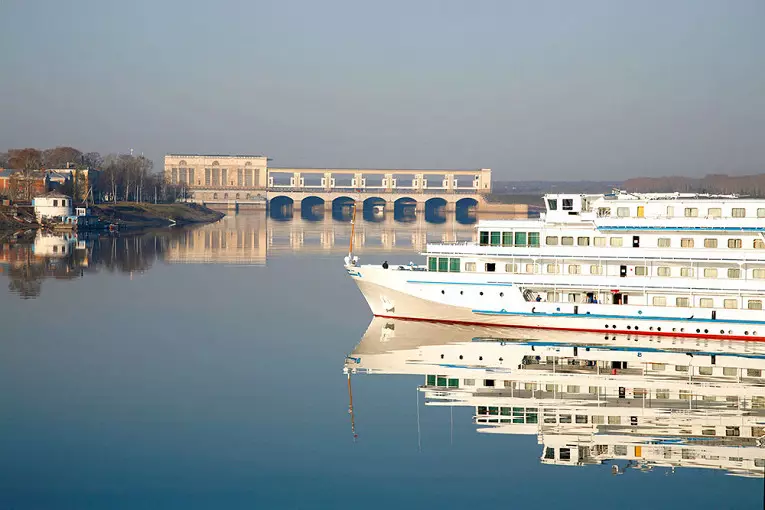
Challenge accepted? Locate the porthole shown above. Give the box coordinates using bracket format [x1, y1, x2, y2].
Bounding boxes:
[729, 330, 733, 334]
[459, 355, 463, 360]
[672, 328, 676, 332]
[681, 328, 685, 332]
[498, 357, 503, 362]
[460, 290, 464, 295]
[612, 325, 617, 329]
[634, 326, 639, 331]
[696, 329, 700, 333]
[441, 290, 445, 294]
[755, 331, 758, 335]
[649, 327, 653, 331]
[480, 291, 484, 296]
[627, 326, 631, 330]
[745, 331, 750, 335]
[704, 329, 708, 334]
[720, 330, 725, 335]
[604, 335, 610, 340]
[499, 292, 504, 297]
[479, 356, 483, 361]
[657, 327, 661, 332]
[605, 324, 609, 329]
[440, 354, 444, 359]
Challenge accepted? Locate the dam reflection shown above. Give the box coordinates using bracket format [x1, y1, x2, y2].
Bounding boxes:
[345, 318, 765, 478]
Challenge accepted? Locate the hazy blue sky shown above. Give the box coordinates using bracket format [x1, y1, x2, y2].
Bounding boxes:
[1, 0, 763, 179]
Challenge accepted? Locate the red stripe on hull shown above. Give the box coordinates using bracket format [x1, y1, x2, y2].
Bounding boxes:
[373, 314, 765, 343]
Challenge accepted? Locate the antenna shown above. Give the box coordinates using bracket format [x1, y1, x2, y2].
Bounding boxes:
[348, 201, 357, 259]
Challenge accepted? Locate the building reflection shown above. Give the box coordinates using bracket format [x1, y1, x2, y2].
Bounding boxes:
[345, 318, 765, 478]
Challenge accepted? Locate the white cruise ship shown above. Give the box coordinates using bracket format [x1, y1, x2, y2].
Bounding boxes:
[346, 190, 765, 341]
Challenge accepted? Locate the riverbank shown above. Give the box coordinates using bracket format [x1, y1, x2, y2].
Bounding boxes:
[91, 203, 224, 229]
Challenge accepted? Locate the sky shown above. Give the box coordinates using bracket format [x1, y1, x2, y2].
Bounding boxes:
[0, 0, 763, 180]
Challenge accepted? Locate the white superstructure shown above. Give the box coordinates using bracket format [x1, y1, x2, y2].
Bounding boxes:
[346, 190, 765, 340]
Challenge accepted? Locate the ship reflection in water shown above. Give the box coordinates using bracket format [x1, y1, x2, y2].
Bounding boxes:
[345, 318, 765, 478]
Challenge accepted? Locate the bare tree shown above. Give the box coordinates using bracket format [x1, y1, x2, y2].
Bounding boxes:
[42, 146, 82, 168]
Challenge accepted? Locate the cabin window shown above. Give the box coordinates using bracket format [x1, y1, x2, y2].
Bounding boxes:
[680, 238, 694, 248]
[490, 232, 501, 246]
[465, 262, 476, 272]
[656, 389, 669, 399]
[593, 237, 606, 247]
[528, 232, 540, 247]
[755, 240, 765, 249]
[568, 264, 581, 275]
[704, 238, 718, 248]
[617, 207, 629, 217]
[53, 199, 58, 207]
[597, 207, 610, 217]
[505, 263, 518, 273]
[547, 199, 558, 210]
[546, 236, 558, 245]
[680, 267, 694, 277]
[676, 297, 690, 307]
[653, 296, 667, 306]
[562, 199, 573, 211]
[427, 375, 436, 386]
[514, 232, 527, 246]
[699, 298, 714, 308]
[485, 263, 496, 272]
[685, 207, 698, 217]
[438, 258, 449, 272]
[561, 236, 574, 246]
[502, 232, 512, 246]
[726, 426, 740, 437]
[608, 416, 621, 425]
[749, 300, 763, 310]
[698, 366, 714, 376]
[428, 257, 437, 271]
[707, 208, 721, 218]
[676, 365, 689, 373]
[723, 367, 737, 376]
[748, 369, 762, 377]
[577, 237, 589, 246]
[635, 266, 648, 276]
[724, 299, 738, 309]
[657, 266, 670, 276]
[479, 231, 489, 245]
[546, 292, 557, 301]
[753, 269, 765, 279]
[732, 208, 746, 218]
[666, 206, 674, 216]
[610, 237, 623, 247]
[589, 265, 603, 275]
[546, 264, 560, 274]
[703, 268, 718, 278]
[657, 238, 671, 247]
[591, 415, 604, 424]
[464, 379, 475, 386]
[449, 258, 461, 272]
[728, 268, 741, 278]
[525, 263, 538, 273]
[728, 238, 742, 249]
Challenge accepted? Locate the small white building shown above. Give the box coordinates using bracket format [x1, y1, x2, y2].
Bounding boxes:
[33, 191, 73, 221]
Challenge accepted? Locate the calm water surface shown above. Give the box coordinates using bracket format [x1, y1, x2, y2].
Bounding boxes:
[1, 212, 762, 509]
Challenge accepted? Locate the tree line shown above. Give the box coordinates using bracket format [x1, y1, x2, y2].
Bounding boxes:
[1, 146, 183, 203]
[622, 173, 765, 197]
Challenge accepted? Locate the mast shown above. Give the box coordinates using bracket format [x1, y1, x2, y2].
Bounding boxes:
[347, 370, 358, 442]
[348, 201, 357, 260]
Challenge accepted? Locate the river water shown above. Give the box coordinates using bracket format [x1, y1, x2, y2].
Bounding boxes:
[1, 211, 762, 509]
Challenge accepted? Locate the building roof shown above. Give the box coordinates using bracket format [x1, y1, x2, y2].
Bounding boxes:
[165, 153, 267, 159]
[35, 191, 70, 199]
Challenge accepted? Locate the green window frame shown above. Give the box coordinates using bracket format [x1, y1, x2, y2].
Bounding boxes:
[490, 232, 501, 246]
[500, 407, 512, 416]
[448, 378, 459, 388]
[502, 232, 513, 246]
[479, 231, 489, 246]
[528, 232, 540, 247]
[427, 375, 436, 386]
[514, 232, 527, 246]
[437, 376, 447, 387]
[488, 406, 500, 416]
[428, 257, 437, 272]
[449, 258, 460, 272]
[438, 257, 449, 272]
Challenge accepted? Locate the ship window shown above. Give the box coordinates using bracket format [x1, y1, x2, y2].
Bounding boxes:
[485, 263, 496, 272]
[610, 237, 623, 247]
[464, 378, 475, 386]
[547, 199, 558, 211]
[657, 266, 670, 276]
[594, 237, 606, 247]
[652, 363, 666, 371]
[676, 365, 689, 372]
[755, 239, 765, 249]
[704, 238, 718, 248]
[657, 238, 671, 247]
[753, 269, 765, 279]
[597, 207, 610, 217]
[528, 232, 540, 247]
[514, 232, 526, 246]
[617, 207, 629, 217]
[704, 268, 718, 278]
[428, 257, 437, 271]
[680, 267, 694, 277]
[490, 232, 501, 246]
[546, 292, 556, 301]
[759, 208, 765, 218]
[427, 375, 436, 386]
[479, 231, 489, 246]
[732, 208, 746, 218]
[544, 447, 555, 460]
[707, 208, 721, 218]
[699, 298, 714, 308]
[635, 266, 648, 276]
[546, 236, 558, 245]
[591, 415, 604, 424]
[608, 416, 621, 425]
[748, 369, 762, 377]
[559, 414, 572, 424]
[449, 258, 460, 272]
[546, 264, 560, 274]
[680, 238, 694, 248]
[438, 258, 449, 272]
[502, 232, 513, 246]
[724, 299, 738, 309]
[577, 237, 589, 246]
[590, 265, 603, 275]
[728, 268, 741, 278]
[728, 238, 742, 249]
[484, 379, 495, 387]
[656, 389, 669, 399]
[698, 366, 713, 376]
[723, 367, 737, 376]
[666, 206, 674, 217]
[562, 199, 573, 211]
[653, 296, 666, 306]
[505, 263, 518, 273]
[748, 300, 763, 310]
[561, 236, 574, 246]
[465, 262, 476, 272]
[726, 426, 740, 437]
[676, 297, 690, 307]
[525, 263, 538, 273]
[568, 265, 581, 275]
[684, 207, 698, 217]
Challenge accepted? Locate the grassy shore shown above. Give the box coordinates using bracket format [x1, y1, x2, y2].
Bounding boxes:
[91, 202, 224, 229]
